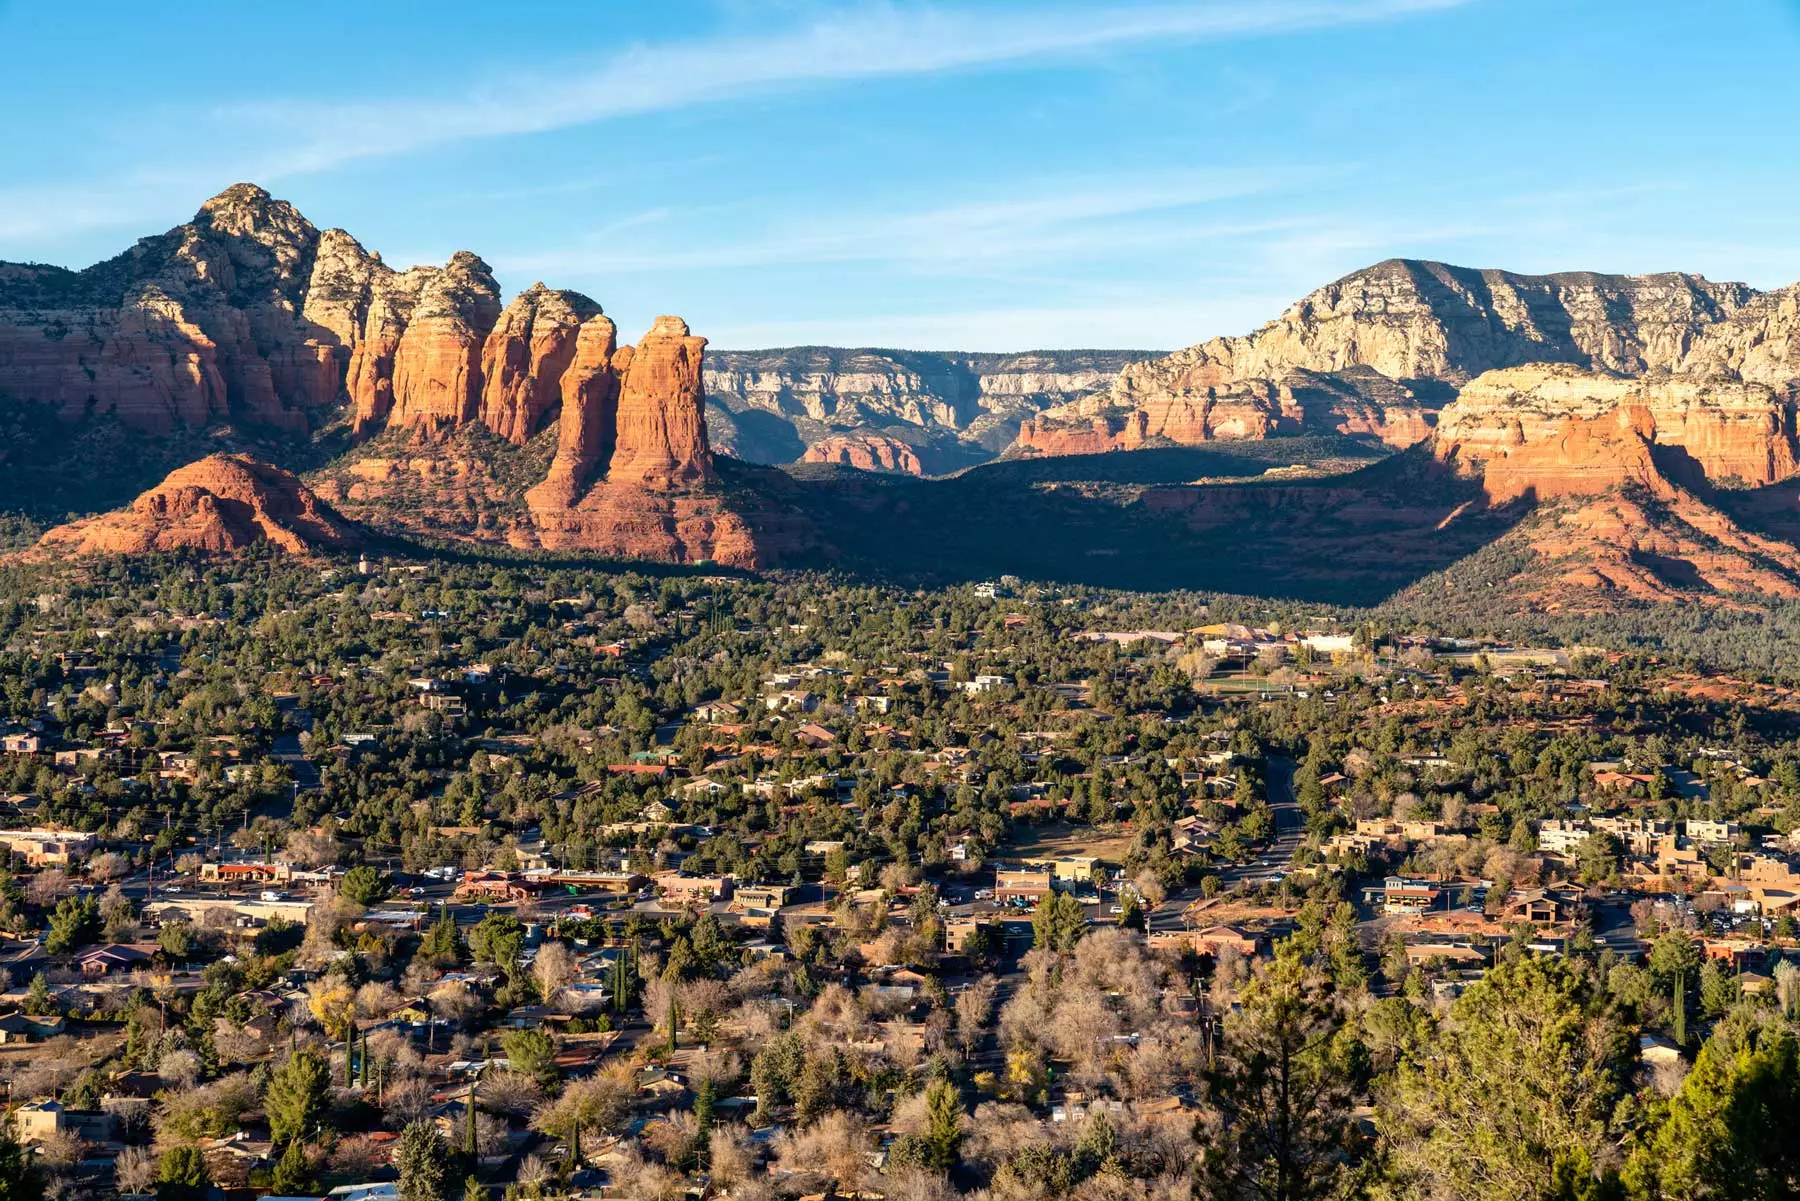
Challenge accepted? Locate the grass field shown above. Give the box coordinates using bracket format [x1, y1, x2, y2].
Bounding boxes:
[1001, 821, 1136, 863]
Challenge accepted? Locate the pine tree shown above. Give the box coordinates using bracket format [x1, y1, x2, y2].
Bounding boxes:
[464, 1081, 477, 1157]
[0, 1111, 43, 1201]
[266, 1049, 330, 1147]
[923, 1078, 963, 1170]
[396, 1121, 449, 1201]
[694, 1074, 717, 1138]
[271, 1138, 315, 1196]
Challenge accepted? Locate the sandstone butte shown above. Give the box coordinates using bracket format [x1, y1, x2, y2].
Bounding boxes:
[0, 184, 589, 448]
[0, 184, 816, 568]
[524, 317, 784, 567]
[801, 432, 927, 475]
[35, 454, 358, 556]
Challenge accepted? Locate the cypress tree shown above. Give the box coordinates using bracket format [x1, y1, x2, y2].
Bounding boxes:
[1673, 965, 1687, 1046]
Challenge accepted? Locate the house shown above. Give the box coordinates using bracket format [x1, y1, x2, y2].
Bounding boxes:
[0, 940, 51, 987]
[0, 1011, 65, 1043]
[1022, 855, 1100, 884]
[1364, 877, 1441, 916]
[12, 1099, 112, 1144]
[793, 723, 837, 749]
[1186, 924, 1260, 958]
[455, 872, 540, 903]
[1501, 888, 1577, 926]
[1640, 1033, 1683, 1069]
[945, 917, 998, 954]
[76, 943, 156, 976]
[1685, 819, 1741, 846]
[0, 827, 97, 866]
[1535, 820, 1593, 855]
[1403, 942, 1489, 968]
[693, 700, 745, 724]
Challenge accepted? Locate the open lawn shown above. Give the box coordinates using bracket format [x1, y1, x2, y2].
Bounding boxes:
[1001, 821, 1136, 864]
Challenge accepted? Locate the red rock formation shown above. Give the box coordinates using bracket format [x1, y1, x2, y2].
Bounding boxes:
[523, 317, 816, 567]
[606, 316, 713, 488]
[1010, 367, 1436, 458]
[524, 317, 622, 510]
[1434, 364, 1799, 494]
[802, 433, 927, 475]
[478, 284, 602, 445]
[387, 252, 502, 438]
[37, 454, 357, 555]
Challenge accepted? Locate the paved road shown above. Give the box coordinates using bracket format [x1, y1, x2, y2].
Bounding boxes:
[1150, 754, 1304, 932]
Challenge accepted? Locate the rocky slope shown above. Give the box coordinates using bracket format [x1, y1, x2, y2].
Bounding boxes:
[705, 347, 1158, 471]
[1432, 364, 1798, 498]
[802, 432, 926, 475]
[36, 454, 357, 555]
[1014, 258, 1800, 459]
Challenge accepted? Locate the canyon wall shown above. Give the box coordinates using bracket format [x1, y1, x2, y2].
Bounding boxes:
[705, 347, 1159, 471]
[1016, 258, 1800, 461]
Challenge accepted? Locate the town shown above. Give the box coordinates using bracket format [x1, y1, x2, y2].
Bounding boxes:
[0, 553, 1794, 1200]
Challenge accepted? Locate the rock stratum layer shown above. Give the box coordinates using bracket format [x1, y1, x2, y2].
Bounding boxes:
[1014, 258, 1800, 460]
[37, 454, 357, 555]
[705, 348, 1159, 470]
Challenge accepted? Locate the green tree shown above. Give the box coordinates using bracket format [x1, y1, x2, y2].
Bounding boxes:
[340, 864, 386, 906]
[1650, 933, 1699, 1047]
[155, 1145, 213, 1201]
[694, 1074, 716, 1153]
[502, 1028, 557, 1086]
[1624, 1028, 1800, 1200]
[396, 1120, 449, 1201]
[158, 921, 195, 961]
[266, 1049, 331, 1146]
[45, 893, 101, 953]
[469, 912, 525, 974]
[22, 972, 55, 1016]
[1203, 946, 1360, 1201]
[421, 905, 465, 965]
[1031, 891, 1087, 953]
[1381, 957, 1628, 1201]
[924, 1078, 964, 1171]
[271, 1137, 315, 1195]
[0, 1113, 43, 1201]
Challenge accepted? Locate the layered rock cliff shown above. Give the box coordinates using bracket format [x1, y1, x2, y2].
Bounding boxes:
[1015, 257, 1800, 461]
[802, 432, 926, 475]
[37, 453, 357, 555]
[1433, 364, 1798, 498]
[705, 347, 1159, 469]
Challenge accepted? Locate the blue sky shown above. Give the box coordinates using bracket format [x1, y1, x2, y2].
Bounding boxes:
[2, 0, 1797, 350]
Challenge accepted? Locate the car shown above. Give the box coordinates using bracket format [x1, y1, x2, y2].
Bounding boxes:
[409, 886, 426, 898]
[1108, 905, 1123, 914]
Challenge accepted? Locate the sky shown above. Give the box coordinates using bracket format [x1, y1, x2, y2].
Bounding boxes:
[2, 0, 1798, 351]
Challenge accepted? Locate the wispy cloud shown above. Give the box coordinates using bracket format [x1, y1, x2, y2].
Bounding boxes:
[0, 0, 1468, 246]
[222, 0, 1470, 177]
[492, 166, 1323, 277]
